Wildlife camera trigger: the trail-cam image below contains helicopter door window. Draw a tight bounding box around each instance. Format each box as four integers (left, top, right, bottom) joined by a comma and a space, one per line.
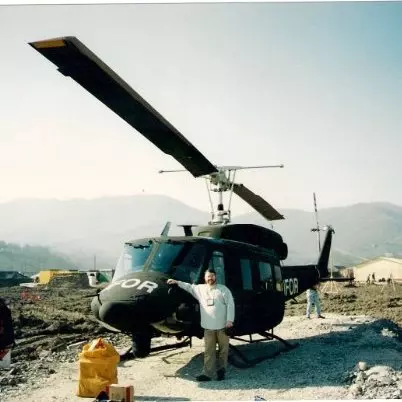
274, 265, 282, 281
240, 259, 253, 290
208, 251, 225, 285
259, 261, 274, 290
172, 243, 206, 284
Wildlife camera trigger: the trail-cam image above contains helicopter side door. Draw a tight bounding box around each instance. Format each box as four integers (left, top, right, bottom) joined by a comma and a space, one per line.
239, 257, 261, 333
170, 242, 207, 334
222, 250, 261, 335
254, 257, 285, 330
217, 249, 247, 333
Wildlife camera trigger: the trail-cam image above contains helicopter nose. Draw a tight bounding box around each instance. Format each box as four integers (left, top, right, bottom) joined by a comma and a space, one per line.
98, 300, 150, 332
91, 281, 175, 332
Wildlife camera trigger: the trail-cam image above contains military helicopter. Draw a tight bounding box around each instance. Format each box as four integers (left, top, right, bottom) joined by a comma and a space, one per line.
29, 36, 335, 366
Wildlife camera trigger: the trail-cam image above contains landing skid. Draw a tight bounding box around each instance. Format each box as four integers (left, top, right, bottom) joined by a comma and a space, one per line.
152, 337, 192, 354
228, 331, 298, 369
120, 337, 192, 360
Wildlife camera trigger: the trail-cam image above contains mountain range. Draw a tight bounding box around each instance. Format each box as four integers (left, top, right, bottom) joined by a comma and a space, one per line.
0, 195, 401, 271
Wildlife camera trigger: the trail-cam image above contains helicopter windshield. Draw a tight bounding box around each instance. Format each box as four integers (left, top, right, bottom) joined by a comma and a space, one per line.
114, 241, 153, 281
113, 240, 206, 281
149, 241, 206, 283
148, 241, 185, 274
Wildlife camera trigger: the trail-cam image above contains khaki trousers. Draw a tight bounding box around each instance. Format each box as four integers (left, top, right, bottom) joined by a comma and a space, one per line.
202, 329, 229, 378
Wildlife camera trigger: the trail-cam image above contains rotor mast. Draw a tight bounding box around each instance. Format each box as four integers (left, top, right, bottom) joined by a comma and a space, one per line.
160, 164, 284, 225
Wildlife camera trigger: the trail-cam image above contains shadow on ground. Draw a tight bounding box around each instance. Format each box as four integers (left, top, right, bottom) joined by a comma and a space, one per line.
171, 318, 402, 390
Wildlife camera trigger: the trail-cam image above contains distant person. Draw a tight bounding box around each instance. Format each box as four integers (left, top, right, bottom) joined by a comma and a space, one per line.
0, 298, 15, 361
167, 269, 235, 382
306, 283, 324, 319
371, 273, 376, 284
366, 275, 371, 285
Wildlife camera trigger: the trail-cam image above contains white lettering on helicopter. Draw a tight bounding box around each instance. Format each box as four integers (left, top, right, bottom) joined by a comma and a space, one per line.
105, 279, 159, 294
138, 280, 159, 293
283, 278, 299, 296
120, 278, 141, 288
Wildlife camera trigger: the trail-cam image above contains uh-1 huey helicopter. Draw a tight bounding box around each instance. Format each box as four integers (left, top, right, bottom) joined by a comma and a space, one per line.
29, 36, 335, 366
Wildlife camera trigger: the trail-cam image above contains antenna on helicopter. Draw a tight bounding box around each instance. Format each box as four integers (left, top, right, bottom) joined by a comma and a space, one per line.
160, 165, 284, 225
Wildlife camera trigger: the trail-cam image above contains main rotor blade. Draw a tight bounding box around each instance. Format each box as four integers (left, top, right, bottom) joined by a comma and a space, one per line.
232, 183, 284, 221
29, 37, 218, 177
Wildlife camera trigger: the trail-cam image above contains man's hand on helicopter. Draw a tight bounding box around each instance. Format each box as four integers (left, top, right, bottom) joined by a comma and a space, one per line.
167, 279, 178, 285
225, 321, 233, 328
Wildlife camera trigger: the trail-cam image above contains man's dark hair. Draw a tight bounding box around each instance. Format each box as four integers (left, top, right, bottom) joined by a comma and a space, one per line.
205, 268, 216, 275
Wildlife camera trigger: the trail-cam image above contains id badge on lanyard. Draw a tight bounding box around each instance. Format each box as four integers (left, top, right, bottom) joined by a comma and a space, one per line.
207, 298, 214, 306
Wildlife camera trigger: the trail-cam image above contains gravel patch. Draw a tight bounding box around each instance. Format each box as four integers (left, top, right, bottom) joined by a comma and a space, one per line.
1, 314, 401, 401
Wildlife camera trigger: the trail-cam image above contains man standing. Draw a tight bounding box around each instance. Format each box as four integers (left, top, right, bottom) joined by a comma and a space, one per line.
167, 269, 235, 382
306, 283, 325, 319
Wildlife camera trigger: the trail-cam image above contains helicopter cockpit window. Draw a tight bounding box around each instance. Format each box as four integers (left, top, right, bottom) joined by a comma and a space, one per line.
148, 241, 185, 274
114, 242, 152, 281
172, 243, 206, 283
208, 251, 225, 285
240, 259, 253, 290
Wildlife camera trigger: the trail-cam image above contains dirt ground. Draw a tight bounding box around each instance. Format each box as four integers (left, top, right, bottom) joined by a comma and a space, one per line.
0, 281, 401, 400
286, 281, 402, 326
1, 281, 401, 364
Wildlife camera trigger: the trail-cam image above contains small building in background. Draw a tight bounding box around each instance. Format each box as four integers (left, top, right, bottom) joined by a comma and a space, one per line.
351, 257, 402, 283
37, 269, 78, 285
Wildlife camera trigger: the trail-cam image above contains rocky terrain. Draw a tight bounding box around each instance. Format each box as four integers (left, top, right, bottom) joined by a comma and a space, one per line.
0, 282, 401, 400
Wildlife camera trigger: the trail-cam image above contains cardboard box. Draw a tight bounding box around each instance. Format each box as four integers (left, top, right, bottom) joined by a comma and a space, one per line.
105, 384, 134, 402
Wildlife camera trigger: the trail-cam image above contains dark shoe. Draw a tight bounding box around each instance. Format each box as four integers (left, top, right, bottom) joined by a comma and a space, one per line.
196, 374, 211, 382
317, 315, 325, 319
306, 316, 310, 319
217, 368, 225, 381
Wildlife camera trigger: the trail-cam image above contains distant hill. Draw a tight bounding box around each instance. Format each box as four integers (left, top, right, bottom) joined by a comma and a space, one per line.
0, 240, 76, 273
1, 196, 402, 270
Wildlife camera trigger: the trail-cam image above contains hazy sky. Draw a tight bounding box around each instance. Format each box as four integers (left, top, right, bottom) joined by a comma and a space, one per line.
1, 2, 402, 215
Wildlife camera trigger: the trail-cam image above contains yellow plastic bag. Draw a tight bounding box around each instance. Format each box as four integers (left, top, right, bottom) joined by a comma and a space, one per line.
76, 337, 120, 397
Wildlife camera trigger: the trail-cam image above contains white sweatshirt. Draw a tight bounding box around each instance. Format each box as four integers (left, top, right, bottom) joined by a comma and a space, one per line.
177, 281, 235, 330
